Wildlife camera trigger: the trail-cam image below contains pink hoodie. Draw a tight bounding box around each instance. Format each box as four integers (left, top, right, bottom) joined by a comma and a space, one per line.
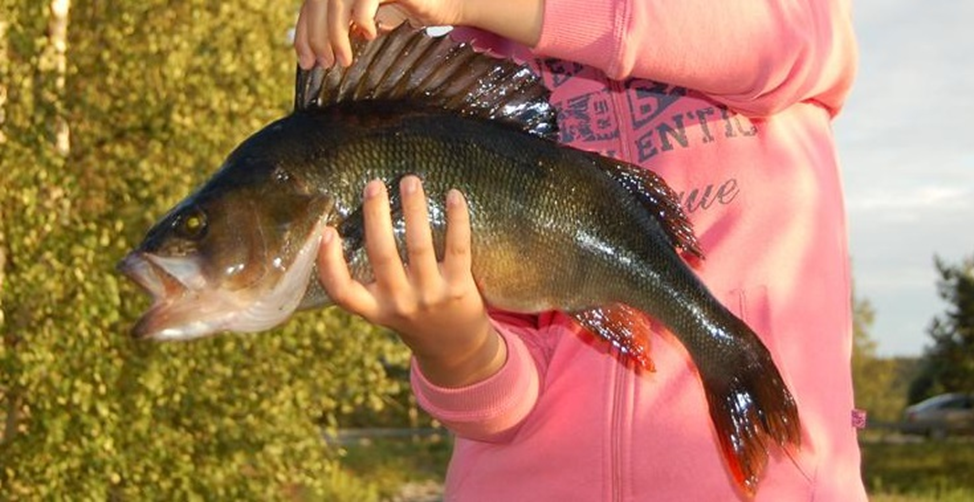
411, 1, 866, 500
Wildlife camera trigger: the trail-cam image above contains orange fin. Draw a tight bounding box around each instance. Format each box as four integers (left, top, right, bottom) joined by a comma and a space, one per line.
570, 304, 655, 371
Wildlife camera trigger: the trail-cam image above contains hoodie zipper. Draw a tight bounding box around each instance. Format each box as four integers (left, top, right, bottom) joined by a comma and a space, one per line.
607, 78, 632, 502
608, 79, 635, 165
611, 360, 630, 502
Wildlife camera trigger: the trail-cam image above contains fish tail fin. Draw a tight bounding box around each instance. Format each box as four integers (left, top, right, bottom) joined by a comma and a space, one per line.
570, 304, 655, 372
697, 318, 801, 496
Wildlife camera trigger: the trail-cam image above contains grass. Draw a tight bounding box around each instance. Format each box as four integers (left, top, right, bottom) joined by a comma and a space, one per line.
862, 437, 974, 502
326, 433, 452, 501
326, 433, 974, 501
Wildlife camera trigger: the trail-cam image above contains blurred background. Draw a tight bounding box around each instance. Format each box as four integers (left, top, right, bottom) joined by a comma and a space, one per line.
1, 1, 971, 501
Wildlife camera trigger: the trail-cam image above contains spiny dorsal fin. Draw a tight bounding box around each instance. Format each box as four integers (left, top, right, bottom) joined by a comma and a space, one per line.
594, 157, 704, 261
294, 24, 558, 141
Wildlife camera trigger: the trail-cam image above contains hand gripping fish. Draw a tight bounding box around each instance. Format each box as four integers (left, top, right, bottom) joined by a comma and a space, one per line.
118, 25, 800, 496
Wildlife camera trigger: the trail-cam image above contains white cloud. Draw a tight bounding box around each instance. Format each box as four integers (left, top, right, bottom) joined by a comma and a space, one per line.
849, 185, 973, 214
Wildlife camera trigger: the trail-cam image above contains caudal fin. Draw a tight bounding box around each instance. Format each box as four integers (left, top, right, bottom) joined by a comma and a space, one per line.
698, 321, 801, 496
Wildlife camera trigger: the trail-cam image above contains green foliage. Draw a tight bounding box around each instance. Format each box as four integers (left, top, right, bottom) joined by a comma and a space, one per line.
909, 255, 974, 403
1, 1, 414, 499
332, 435, 451, 501
852, 292, 911, 422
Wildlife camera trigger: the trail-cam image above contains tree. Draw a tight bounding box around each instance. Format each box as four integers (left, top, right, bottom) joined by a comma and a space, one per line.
851, 291, 906, 422
1, 1, 415, 499
908, 255, 974, 404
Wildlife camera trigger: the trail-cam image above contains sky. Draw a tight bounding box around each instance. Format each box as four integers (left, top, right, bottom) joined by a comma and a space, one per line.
834, 0, 974, 356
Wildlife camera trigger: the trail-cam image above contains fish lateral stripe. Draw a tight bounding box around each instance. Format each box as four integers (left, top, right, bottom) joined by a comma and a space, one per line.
292, 25, 558, 141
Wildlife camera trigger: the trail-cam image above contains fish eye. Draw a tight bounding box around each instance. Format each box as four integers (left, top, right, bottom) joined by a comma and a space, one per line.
175, 208, 208, 240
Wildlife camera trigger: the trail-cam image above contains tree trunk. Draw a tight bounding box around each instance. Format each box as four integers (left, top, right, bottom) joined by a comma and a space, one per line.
48, 0, 71, 156
0, 11, 8, 446
1, 15, 7, 146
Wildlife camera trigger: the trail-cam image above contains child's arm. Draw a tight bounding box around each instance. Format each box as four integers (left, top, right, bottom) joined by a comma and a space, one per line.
410, 320, 544, 441
295, 1, 856, 118
533, 0, 858, 117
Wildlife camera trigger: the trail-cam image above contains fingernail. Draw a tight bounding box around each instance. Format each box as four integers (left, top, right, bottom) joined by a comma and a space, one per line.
447, 189, 463, 208
364, 180, 383, 199
401, 176, 419, 195
322, 226, 335, 244
317, 56, 332, 69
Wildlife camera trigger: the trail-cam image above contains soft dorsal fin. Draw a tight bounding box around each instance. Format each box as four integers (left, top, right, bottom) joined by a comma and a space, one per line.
593, 157, 704, 262
294, 25, 558, 141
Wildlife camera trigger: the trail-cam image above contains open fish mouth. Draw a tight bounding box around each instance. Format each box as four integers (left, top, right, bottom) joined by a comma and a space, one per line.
117, 222, 327, 341
117, 252, 189, 304
116, 252, 230, 340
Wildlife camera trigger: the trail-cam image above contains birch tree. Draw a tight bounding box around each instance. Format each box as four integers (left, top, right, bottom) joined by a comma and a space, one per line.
48, 0, 71, 155
1, 1, 413, 498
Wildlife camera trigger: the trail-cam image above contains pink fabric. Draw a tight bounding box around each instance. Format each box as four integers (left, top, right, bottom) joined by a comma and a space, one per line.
410, 1, 866, 500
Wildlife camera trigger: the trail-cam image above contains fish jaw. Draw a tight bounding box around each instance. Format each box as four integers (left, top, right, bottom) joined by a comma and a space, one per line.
118, 221, 327, 340
117, 252, 247, 340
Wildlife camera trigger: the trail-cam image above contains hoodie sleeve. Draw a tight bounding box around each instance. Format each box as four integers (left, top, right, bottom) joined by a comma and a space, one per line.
532, 0, 857, 117
409, 314, 552, 442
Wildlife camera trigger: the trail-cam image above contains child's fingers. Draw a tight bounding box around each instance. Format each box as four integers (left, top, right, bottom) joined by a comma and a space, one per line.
352, 0, 380, 39
303, 0, 335, 67
327, 0, 354, 66
442, 189, 473, 281
399, 176, 439, 291
374, 4, 409, 32
293, 8, 316, 70
317, 226, 378, 318
361, 180, 410, 293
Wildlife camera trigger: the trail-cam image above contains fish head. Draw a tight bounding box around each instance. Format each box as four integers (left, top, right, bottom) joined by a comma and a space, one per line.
119, 148, 335, 341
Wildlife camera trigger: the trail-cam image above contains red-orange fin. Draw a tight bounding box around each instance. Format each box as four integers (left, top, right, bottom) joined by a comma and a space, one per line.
697, 315, 802, 496
569, 304, 655, 371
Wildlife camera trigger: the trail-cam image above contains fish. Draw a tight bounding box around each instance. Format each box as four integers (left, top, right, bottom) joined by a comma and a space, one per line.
117, 25, 800, 495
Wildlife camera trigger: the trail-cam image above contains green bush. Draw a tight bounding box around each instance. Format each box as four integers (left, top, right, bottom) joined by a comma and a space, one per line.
1, 1, 413, 499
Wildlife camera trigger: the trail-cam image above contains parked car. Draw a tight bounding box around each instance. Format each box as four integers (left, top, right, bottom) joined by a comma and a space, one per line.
902, 393, 974, 438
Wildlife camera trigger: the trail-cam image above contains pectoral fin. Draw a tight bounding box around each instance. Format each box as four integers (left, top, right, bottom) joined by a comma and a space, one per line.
570, 304, 656, 371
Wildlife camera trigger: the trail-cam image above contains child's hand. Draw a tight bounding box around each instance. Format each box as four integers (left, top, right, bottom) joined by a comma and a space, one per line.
317, 176, 505, 387
294, 0, 464, 69
293, 0, 542, 69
